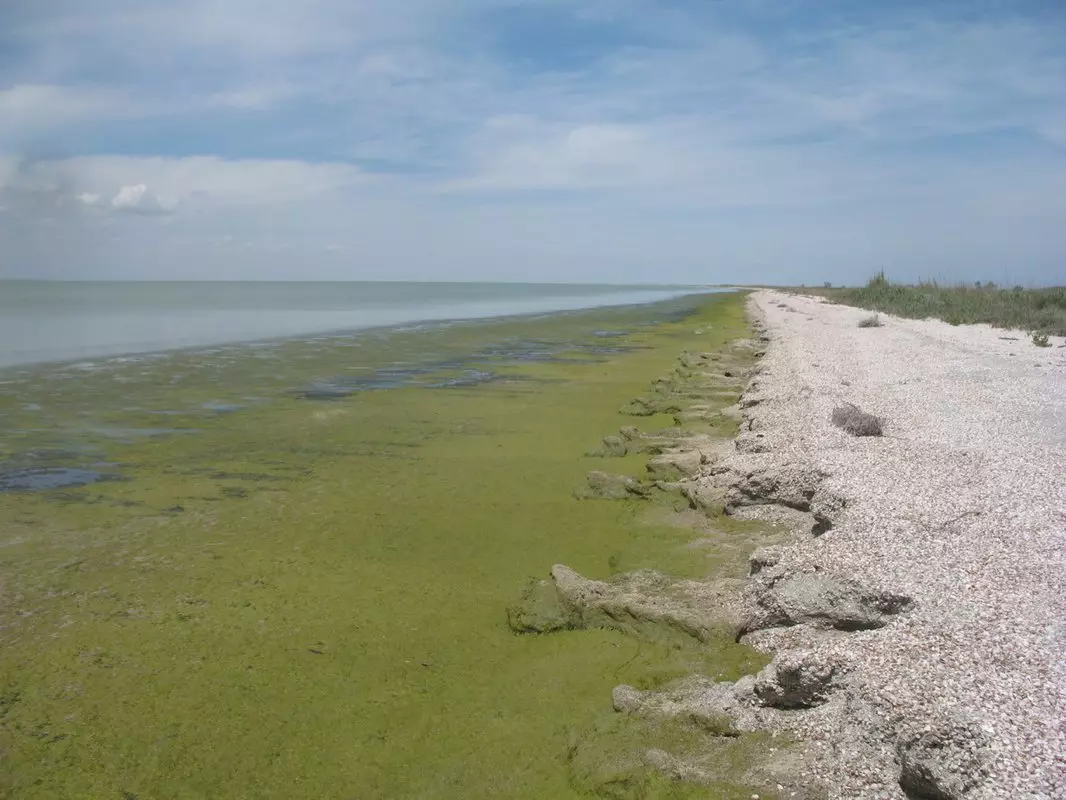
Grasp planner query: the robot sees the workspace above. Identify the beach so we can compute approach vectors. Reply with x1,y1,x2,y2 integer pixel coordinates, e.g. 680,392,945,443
628,291,1063,799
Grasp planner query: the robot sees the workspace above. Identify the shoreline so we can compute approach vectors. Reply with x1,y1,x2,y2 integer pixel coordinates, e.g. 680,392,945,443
529,289,1063,797
663,291,1062,797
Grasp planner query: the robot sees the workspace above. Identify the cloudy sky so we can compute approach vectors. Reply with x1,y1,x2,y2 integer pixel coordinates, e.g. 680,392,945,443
1,0,1064,284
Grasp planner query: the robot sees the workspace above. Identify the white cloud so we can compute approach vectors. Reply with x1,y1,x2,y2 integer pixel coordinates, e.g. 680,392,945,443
110,184,174,214
77,192,101,206
1,156,368,212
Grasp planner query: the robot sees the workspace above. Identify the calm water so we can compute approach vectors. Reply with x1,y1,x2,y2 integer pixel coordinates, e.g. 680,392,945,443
0,281,697,368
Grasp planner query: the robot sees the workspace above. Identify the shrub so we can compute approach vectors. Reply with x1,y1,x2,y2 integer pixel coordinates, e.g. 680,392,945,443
814,274,1066,336
831,403,884,437
857,314,883,328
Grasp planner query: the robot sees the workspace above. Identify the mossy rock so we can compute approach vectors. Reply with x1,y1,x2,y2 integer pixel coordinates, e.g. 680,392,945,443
506,578,575,633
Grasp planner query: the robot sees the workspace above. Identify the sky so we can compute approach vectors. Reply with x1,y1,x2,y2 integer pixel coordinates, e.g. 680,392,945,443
0,0,1064,285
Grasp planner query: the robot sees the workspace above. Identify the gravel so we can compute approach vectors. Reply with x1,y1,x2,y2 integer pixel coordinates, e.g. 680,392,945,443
735,291,1066,799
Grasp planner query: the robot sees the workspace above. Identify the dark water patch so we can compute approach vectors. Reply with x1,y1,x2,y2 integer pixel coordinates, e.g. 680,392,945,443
209,471,293,482
0,467,119,492
576,342,646,356
202,402,244,414
299,363,464,399
476,339,564,364
426,369,497,389
84,426,201,442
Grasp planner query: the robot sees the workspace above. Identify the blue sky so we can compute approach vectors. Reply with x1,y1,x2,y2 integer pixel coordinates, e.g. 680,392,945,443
1,0,1064,284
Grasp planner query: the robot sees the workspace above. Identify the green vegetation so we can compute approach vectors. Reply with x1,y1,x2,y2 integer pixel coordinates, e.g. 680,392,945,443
0,294,778,798
818,272,1066,336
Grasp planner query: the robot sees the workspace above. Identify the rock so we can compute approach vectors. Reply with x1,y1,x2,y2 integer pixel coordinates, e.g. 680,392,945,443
579,471,653,500
725,462,829,511
896,723,986,799
600,434,628,457
620,397,656,416
506,578,574,633
613,676,740,730
674,410,715,425
508,565,738,642
682,482,727,515
748,546,782,575
752,653,843,709
620,396,683,417
744,572,914,632
646,450,703,480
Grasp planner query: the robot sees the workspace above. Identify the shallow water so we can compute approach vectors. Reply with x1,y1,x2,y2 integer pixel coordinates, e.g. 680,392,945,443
0,280,697,367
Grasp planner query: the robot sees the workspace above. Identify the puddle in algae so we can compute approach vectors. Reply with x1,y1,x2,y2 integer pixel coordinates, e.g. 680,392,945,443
0,292,777,799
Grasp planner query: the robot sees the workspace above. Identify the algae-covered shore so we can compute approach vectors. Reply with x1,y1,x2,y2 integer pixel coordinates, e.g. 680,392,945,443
0,293,783,798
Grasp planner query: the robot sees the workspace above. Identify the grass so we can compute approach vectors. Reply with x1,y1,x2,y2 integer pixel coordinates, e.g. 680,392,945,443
0,293,778,799
831,403,884,437
815,272,1066,336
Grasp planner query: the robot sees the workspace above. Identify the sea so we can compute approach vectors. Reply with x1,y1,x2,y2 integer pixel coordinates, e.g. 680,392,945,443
0,281,699,368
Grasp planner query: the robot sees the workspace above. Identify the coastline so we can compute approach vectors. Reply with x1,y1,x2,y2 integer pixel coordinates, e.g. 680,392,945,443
634,291,1063,798
8,285,1056,796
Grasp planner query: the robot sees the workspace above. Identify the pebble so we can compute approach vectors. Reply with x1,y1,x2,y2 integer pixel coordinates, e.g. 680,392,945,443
736,291,1065,799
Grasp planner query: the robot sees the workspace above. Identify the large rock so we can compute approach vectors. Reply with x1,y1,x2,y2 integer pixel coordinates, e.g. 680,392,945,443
578,470,654,500
752,652,844,709
506,576,574,633
723,462,829,511
682,481,727,515
598,434,628,457
646,450,703,481
744,571,914,633
896,722,986,799
507,565,738,641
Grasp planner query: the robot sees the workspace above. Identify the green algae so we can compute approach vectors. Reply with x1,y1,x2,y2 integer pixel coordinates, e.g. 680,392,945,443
0,293,775,798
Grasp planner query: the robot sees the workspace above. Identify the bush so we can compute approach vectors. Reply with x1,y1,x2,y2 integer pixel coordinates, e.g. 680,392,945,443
857,314,883,328
831,403,884,437
813,273,1066,336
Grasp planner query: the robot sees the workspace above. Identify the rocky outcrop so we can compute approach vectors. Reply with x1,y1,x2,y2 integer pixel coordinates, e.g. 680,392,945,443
896,722,987,800
750,652,845,709
507,565,739,642
577,470,654,500
645,449,703,481
743,571,914,633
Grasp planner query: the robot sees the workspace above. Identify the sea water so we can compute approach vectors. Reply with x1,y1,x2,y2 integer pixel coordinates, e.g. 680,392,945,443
0,281,697,367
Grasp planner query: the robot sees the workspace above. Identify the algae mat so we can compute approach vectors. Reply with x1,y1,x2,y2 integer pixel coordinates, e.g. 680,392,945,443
0,293,764,798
